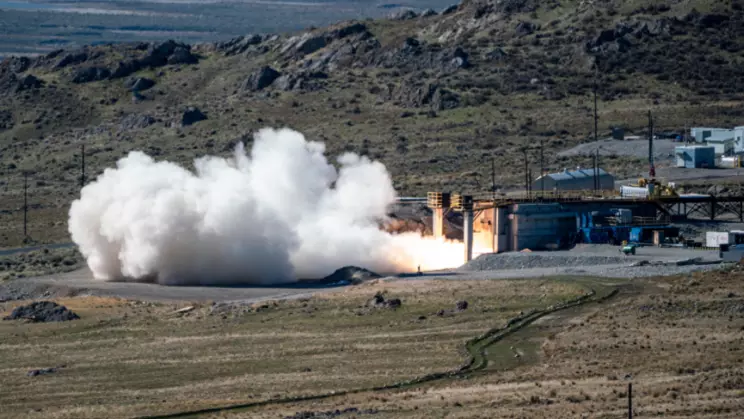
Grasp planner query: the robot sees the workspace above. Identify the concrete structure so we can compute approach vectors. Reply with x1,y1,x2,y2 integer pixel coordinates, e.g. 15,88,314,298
531,168,614,192
427,192,450,239
475,201,658,253
675,145,715,168
611,126,625,140
734,126,744,154
707,137,735,156
463,209,474,262
691,127,734,143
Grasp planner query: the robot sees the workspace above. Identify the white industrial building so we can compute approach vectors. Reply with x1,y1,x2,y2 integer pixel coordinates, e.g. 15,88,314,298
690,127,735,155
691,127,734,143
531,168,615,192
734,126,744,154
706,137,735,155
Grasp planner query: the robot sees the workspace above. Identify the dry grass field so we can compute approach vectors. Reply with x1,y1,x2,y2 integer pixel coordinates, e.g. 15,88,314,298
193,270,743,419
0,277,586,419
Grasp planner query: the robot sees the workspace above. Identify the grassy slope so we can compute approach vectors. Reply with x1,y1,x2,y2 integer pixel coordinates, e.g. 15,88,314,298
1,0,744,247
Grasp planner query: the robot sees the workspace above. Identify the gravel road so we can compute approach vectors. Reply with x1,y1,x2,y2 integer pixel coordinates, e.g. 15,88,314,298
0,245,725,303
0,268,341,303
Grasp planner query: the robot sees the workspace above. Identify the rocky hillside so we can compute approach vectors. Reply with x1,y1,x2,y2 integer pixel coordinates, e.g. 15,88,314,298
1,0,744,246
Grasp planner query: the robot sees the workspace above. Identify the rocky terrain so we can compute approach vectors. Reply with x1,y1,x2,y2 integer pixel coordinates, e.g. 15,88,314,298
2,0,744,247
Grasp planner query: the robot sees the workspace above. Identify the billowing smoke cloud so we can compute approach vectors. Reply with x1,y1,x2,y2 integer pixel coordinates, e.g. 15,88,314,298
68,127,464,285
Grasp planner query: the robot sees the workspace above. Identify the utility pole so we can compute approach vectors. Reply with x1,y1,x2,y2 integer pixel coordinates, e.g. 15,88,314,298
648,110,655,178
594,66,599,145
595,147,600,192
521,147,530,197
23,172,28,240
80,144,86,188
540,139,545,195
491,156,496,201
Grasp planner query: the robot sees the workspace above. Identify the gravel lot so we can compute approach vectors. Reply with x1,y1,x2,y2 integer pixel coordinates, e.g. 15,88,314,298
558,139,677,162
459,253,630,271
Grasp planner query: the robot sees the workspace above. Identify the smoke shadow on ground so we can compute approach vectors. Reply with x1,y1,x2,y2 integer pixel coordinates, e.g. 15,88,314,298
395,272,460,278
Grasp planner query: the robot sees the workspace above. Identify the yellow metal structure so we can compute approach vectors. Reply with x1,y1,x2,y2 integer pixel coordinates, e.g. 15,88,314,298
427,192,451,209
630,177,678,199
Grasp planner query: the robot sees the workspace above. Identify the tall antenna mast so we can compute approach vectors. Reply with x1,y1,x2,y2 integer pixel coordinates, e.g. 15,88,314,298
648,110,655,178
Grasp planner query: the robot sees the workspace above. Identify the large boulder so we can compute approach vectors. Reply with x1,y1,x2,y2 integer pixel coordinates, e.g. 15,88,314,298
168,46,198,65
72,66,111,83
16,74,43,91
3,301,79,322
54,52,88,69
124,77,155,91
110,60,142,79
296,35,328,55
323,266,381,285
515,21,538,36
441,4,458,15
328,22,368,40
6,56,32,73
243,66,281,91
181,106,207,126
0,110,13,130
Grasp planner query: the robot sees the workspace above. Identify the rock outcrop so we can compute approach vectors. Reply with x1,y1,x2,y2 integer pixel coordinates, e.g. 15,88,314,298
242,66,281,91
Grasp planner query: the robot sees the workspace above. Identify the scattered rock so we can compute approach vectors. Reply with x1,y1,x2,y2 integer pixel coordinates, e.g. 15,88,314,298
366,292,402,309
72,66,111,83
55,52,88,69
323,266,381,285
274,71,327,92
3,301,80,322
124,77,155,91
487,47,508,61
119,113,156,131
516,21,538,36
180,106,207,126
441,4,458,15
284,407,379,419
390,9,418,20
28,366,63,377
243,66,281,91
216,34,265,56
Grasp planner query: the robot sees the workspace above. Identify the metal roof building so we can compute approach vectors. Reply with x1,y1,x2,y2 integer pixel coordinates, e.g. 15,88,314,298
532,168,615,192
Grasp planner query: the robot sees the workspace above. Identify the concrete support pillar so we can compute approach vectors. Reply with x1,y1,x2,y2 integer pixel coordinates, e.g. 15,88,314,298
433,208,445,239
464,209,474,262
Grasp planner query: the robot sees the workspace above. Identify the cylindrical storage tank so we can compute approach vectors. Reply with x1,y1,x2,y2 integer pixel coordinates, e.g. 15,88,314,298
621,186,649,198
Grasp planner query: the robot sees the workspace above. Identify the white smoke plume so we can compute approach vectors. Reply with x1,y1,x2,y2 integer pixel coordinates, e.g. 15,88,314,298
68,127,465,285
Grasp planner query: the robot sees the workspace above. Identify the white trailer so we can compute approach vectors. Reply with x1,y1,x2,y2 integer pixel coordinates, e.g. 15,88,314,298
706,231,744,248
706,232,730,248
620,185,648,198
